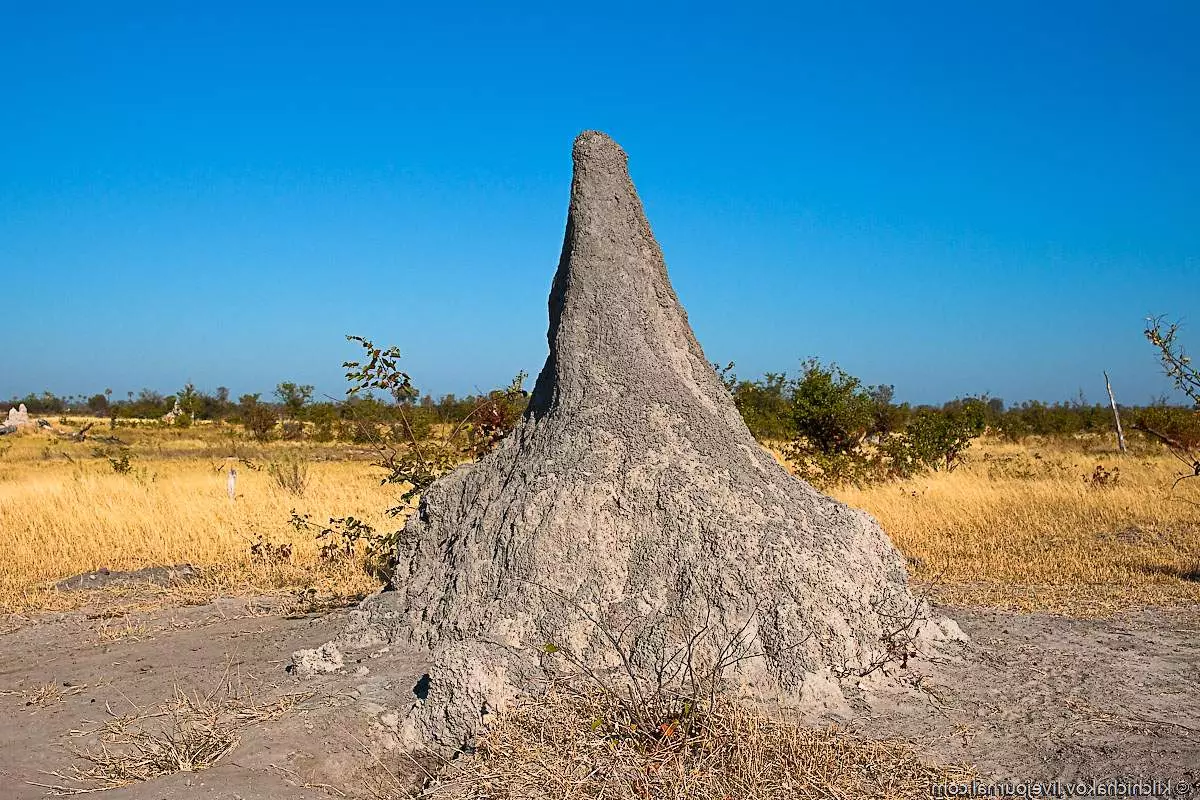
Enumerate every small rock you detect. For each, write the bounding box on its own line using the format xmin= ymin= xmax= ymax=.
xmin=287 ymin=642 xmax=344 ymax=676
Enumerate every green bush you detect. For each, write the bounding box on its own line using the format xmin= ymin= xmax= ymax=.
xmin=730 ymin=372 xmax=794 ymax=442
xmin=1133 ymin=405 xmax=1200 ymax=450
xmin=883 ymin=398 xmax=987 ymax=476
xmin=785 ymin=359 xmax=880 ymax=488
xmin=237 ymin=394 xmax=277 ymax=442
xmin=307 ymin=403 xmax=337 ymax=442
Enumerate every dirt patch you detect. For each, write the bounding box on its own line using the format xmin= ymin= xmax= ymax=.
xmin=1 ymin=598 xmax=1196 ymax=797
xmin=0 ymin=596 xmax=429 ymax=798
xmin=860 ymin=605 xmax=1200 ymax=782
xmin=54 ymin=564 xmax=201 ymax=592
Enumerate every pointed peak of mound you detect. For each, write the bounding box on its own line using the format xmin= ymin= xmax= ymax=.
xmin=531 ymin=130 xmax=724 ymax=422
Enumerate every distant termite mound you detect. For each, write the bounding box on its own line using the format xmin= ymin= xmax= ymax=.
xmin=345 ymin=131 xmax=963 ymax=753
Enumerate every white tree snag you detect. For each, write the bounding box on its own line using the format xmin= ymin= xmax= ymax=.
xmin=1104 ymin=370 xmax=1127 ymax=454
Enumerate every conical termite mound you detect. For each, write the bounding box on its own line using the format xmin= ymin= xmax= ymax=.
xmin=345 ymin=130 xmax=963 ymax=753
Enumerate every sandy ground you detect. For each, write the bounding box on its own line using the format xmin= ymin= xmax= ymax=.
xmin=1 ymin=598 xmax=1197 ymax=798
xmin=863 ymin=605 xmax=1200 ymax=782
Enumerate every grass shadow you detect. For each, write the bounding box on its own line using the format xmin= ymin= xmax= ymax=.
xmin=1132 ymin=563 xmax=1200 ymax=583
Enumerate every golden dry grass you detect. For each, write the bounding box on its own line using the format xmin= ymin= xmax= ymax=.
xmin=834 ymin=437 xmax=1200 ymax=614
xmin=0 ymin=420 xmax=394 ymax=612
xmin=2 ymin=419 xmax=1198 ymax=616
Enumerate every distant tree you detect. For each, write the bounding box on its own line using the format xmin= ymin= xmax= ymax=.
xmin=238 ymin=393 xmax=277 ymax=441
xmin=216 ymin=386 xmax=231 ymax=405
xmin=791 ymin=359 xmax=875 ymax=457
xmin=275 ymin=382 xmax=314 ymax=420
xmin=178 ymin=383 xmax=203 ymax=423
xmin=124 ymin=388 xmax=170 ymax=420
xmin=86 ymin=393 xmax=109 ymax=413
xmin=787 ymin=359 xmax=879 ymax=487
xmin=867 ymin=383 xmax=910 ymax=436
xmin=307 ymin=402 xmax=338 ymax=442
xmin=729 ymin=370 xmax=794 ymax=442
xmin=884 ymin=397 xmax=988 ymax=475
xmin=9 ymin=391 xmax=67 ymax=414
xmin=274 ymin=382 xmax=314 ymax=440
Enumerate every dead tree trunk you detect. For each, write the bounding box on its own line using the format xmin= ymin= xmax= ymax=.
xmin=1104 ymin=370 xmax=1127 ymax=453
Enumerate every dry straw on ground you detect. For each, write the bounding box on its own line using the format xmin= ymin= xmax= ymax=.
xmin=422 ymin=683 xmax=971 ymax=800
xmin=34 ymin=673 xmax=308 ymax=796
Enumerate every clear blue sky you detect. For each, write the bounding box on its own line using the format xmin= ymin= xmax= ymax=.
xmin=2 ymin=1 xmax=1197 ymax=406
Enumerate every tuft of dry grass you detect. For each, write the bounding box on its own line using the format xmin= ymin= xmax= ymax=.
xmin=93 ymin=620 xmax=153 ymax=644
xmin=1 ymin=681 xmax=88 ymax=710
xmin=36 ymin=673 xmax=309 ymax=796
xmin=422 ymin=683 xmax=970 ymax=800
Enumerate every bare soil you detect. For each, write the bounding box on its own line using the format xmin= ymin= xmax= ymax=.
xmin=1 ymin=598 xmax=1196 ymax=798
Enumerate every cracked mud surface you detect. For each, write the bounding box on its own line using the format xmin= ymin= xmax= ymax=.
xmin=1 ymin=599 xmax=1196 ymax=798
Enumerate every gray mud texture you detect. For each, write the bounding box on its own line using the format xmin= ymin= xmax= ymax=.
xmin=0 ymin=598 xmax=430 ymax=799
xmin=344 ymin=131 xmax=962 ymax=753
xmin=862 ymin=605 xmax=1200 ymax=782
xmin=2 ymin=601 xmax=1196 ymax=797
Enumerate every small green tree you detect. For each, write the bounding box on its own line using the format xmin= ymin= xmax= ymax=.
xmin=786 ymin=359 xmax=878 ymax=487
xmin=275 ymin=382 xmax=314 ymax=419
xmin=178 ymin=382 xmax=203 ymax=425
xmin=1139 ymin=317 xmax=1199 ymax=494
xmin=867 ymin=383 xmax=909 ymax=436
xmin=274 ymin=382 xmax=314 ymax=440
xmin=1145 ymin=316 xmax=1200 ymax=406
xmin=883 ymin=397 xmax=988 ymax=475
xmin=307 ymin=403 xmax=338 ymax=442
xmin=730 ymin=372 xmax=795 ymax=442
xmin=238 ymin=393 xmax=276 ymax=442
xmin=340 ymin=335 xmax=528 ymax=583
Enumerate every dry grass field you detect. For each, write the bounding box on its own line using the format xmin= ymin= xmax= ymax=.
xmin=0 ymin=419 xmax=392 ymax=613
xmin=3 ymin=417 xmax=1200 ymax=796
xmin=838 ymin=437 xmax=1200 ymax=614
xmin=1 ymin=418 xmax=1197 ymax=616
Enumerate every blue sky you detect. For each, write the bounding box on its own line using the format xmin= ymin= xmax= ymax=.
xmin=2 ymin=1 xmax=1197 ymax=406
